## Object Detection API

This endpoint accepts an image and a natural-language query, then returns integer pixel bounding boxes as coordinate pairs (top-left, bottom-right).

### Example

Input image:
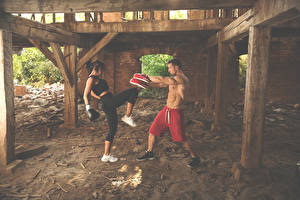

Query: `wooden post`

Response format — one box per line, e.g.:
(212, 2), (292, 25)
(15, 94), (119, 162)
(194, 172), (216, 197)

(204, 47), (217, 113)
(240, 26), (271, 168)
(99, 12), (103, 22)
(150, 11), (154, 20)
(0, 29), (15, 166)
(63, 45), (78, 127)
(213, 33), (235, 130)
(85, 12), (91, 22)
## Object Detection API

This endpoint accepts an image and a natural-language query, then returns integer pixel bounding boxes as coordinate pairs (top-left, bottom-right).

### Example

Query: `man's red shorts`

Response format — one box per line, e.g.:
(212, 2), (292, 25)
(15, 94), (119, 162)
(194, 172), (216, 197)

(149, 106), (186, 142)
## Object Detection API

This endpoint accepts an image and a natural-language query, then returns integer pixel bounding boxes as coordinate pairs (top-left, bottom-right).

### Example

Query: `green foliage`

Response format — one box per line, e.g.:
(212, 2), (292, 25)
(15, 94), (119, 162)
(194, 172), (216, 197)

(239, 54), (248, 89)
(139, 54), (173, 99)
(140, 54), (172, 76)
(13, 48), (62, 87)
(169, 10), (188, 19)
(124, 12), (134, 20)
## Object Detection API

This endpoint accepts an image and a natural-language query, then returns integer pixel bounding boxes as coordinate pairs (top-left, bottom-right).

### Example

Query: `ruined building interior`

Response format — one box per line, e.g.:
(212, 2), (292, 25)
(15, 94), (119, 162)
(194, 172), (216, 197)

(0, 0), (300, 199)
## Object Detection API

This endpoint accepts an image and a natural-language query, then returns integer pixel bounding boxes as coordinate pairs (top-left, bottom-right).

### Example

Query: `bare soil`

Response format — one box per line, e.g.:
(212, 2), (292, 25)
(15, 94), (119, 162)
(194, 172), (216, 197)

(1, 97), (300, 200)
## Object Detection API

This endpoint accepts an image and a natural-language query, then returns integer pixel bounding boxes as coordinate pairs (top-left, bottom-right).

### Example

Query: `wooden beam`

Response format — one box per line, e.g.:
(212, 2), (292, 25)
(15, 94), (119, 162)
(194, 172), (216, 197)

(253, 0), (300, 26)
(0, 11), (81, 46)
(213, 35), (238, 130)
(222, 9), (253, 41)
(0, 29), (15, 166)
(203, 9), (254, 49)
(77, 32), (118, 73)
(213, 34), (230, 130)
(63, 45), (78, 127)
(50, 43), (73, 85)
(65, 18), (232, 33)
(203, 0), (300, 50)
(28, 39), (57, 66)
(272, 27), (300, 37)
(0, 0), (254, 13)
(204, 47), (217, 113)
(240, 26), (271, 168)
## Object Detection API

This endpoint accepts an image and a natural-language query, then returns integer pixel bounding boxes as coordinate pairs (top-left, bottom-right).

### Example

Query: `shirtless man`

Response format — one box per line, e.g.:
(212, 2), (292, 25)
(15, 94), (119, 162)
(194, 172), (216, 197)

(137, 59), (199, 167)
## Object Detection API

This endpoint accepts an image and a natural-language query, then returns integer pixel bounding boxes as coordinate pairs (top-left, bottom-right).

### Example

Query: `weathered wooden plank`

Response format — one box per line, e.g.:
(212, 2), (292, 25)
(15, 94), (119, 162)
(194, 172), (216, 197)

(204, 47), (217, 113)
(77, 32), (118, 73)
(1, 160), (24, 174)
(0, 29), (15, 166)
(0, 0), (254, 13)
(212, 36), (238, 130)
(66, 18), (231, 33)
(241, 26), (271, 168)
(213, 34), (230, 130)
(0, 11), (80, 46)
(222, 9), (253, 40)
(15, 145), (47, 160)
(50, 43), (73, 86)
(63, 45), (78, 127)
(203, 10), (254, 49)
(253, 0), (300, 26)
(28, 39), (57, 66)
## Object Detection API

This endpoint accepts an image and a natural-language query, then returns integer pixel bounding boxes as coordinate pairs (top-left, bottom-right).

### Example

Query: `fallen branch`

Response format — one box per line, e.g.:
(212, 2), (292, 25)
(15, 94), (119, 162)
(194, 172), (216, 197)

(56, 183), (68, 193)
(32, 169), (41, 180)
(80, 162), (86, 169)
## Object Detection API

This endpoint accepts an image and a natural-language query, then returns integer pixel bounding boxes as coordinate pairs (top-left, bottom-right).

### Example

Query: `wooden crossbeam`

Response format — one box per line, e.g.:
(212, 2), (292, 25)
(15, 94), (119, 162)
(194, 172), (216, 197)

(253, 0), (300, 26)
(28, 39), (57, 66)
(50, 43), (73, 85)
(0, 11), (81, 46)
(203, 9), (254, 49)
(203, 0), (300, 50)
(77, 32), (118, 73)
(67, 18), (232, 33)
(0, 0), (254, 13)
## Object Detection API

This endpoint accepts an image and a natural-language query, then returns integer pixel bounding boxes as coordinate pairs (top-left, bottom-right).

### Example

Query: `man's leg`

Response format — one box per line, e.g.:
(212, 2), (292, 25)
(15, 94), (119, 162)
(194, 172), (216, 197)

(136, 133), (156, 161)
(147, 133), (155, 152)
(169, 109), (200, 167)
(137, 107), (167, 161)
(182, 140), (200, 167)
(182, 140), (196, 158)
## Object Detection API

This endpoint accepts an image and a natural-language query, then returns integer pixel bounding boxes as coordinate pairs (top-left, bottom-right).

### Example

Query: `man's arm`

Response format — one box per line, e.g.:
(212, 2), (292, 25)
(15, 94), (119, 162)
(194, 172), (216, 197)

(149, 75), (183, 86)
(149, 82), (168, 88)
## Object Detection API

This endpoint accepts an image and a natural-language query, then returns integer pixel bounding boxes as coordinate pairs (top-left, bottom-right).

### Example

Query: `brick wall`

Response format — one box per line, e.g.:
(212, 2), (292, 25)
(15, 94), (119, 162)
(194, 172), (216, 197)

(266, 38), (300, 103)
(77, 37), (300, 104)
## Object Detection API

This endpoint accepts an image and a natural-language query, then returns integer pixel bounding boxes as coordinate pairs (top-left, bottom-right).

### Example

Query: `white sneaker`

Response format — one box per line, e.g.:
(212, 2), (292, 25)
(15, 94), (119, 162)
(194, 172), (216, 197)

(121, 115), (137, 127)
(101, 154), (118, 163)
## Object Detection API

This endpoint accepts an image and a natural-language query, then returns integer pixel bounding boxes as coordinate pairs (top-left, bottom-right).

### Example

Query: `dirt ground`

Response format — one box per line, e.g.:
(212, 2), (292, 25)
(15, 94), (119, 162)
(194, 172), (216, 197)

(1, 97), (300, 200)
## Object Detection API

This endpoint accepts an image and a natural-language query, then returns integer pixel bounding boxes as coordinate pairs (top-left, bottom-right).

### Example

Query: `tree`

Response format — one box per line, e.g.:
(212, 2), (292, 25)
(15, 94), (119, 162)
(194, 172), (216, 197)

(13, 48), (62, 87)
(239, 54), (248, 89)
(139, 54), (173, 98)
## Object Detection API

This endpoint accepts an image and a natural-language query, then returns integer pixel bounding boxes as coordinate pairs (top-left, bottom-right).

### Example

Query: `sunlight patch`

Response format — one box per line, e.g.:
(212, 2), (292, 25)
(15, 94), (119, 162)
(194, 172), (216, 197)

(111, 166), (143, 188)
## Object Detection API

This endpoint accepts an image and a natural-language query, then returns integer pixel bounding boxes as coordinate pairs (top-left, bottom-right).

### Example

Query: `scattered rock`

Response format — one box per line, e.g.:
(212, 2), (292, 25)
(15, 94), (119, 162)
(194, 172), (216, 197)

(92, 191), (98, 199)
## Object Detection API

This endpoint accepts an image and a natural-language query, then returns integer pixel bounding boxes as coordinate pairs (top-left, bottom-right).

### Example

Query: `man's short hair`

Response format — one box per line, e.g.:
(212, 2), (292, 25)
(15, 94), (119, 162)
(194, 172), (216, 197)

(168, 59), (182, 69)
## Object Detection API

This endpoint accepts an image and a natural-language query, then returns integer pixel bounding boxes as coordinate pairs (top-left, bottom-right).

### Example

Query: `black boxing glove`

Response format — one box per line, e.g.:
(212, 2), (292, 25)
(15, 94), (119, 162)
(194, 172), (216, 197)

(85, 105), (100, 121)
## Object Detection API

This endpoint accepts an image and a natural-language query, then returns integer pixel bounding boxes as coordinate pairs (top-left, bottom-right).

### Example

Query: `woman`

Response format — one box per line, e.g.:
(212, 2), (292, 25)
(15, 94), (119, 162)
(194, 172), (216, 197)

(83, 61), (139, 163)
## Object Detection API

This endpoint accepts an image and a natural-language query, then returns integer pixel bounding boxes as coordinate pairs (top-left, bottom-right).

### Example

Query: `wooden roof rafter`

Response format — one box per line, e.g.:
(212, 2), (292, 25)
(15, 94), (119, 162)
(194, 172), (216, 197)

(0, 0), (255, 13)
(203, 0), (300, 50)
(0, 11), (83, 46)
(77, 32), (118, 73)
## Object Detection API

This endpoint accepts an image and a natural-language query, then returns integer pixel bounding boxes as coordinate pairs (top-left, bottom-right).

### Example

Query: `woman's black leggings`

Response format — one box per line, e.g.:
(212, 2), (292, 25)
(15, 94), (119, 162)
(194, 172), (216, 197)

(100, 88), (138, 142)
